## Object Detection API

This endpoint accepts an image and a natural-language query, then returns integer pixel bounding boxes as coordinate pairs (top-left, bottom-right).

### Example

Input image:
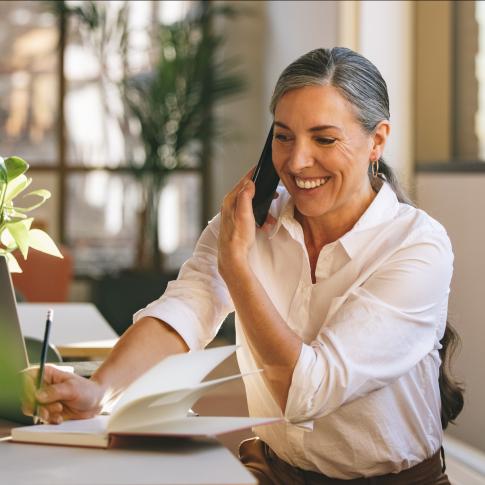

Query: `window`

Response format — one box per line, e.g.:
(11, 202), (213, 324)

(0, 1), (59, 164)
(0, 1), (204, 277)
(416, 1), (485, 165)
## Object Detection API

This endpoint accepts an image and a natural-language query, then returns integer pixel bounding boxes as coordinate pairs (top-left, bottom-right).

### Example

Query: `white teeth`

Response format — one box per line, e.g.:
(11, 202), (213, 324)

(295, 177), (328, 189)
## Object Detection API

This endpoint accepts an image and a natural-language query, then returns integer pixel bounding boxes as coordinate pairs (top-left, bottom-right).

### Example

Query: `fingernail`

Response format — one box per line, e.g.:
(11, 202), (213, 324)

(36, 391), (47, 401)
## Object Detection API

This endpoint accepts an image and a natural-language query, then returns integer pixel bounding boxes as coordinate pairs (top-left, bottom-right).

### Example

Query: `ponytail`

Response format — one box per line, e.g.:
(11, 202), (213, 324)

(438, 322), (465, 429)
(369, 159), (465, 429)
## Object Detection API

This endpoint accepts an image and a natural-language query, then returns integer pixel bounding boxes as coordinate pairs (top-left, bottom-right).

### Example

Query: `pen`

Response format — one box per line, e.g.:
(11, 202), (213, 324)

(33, 309), (53, 425)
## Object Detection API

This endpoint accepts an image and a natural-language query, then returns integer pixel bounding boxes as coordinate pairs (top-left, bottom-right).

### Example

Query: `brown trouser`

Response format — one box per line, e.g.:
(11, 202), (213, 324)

(239, 438), (452, 485)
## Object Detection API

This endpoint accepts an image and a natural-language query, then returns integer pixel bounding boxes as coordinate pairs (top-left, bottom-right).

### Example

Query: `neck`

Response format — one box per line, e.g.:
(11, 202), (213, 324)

(295, 182), (377, 251)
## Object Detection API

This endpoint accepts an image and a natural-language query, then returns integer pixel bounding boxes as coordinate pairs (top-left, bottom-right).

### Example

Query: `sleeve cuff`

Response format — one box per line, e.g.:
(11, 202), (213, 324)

(133, 297), (207, 351)
(284, 343), (318, 430)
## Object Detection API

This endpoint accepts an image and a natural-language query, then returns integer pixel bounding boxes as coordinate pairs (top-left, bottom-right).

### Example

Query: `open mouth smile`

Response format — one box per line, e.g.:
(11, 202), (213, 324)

(294, 176), (331, 190)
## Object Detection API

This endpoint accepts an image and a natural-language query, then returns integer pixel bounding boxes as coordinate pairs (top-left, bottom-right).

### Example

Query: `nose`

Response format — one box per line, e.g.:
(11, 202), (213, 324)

(287, 139), (315, 173)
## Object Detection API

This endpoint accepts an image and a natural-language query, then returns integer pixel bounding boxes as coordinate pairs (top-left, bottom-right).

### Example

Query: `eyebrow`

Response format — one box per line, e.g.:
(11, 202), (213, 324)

(274, 121), (342, 133)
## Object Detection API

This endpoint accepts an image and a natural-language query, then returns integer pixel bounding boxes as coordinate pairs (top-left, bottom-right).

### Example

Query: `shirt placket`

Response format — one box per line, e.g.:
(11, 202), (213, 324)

(286, 249), (314, 465)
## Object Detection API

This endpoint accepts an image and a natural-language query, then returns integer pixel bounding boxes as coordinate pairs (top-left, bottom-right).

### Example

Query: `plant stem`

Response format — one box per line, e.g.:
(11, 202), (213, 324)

(0, 180), (8, 227)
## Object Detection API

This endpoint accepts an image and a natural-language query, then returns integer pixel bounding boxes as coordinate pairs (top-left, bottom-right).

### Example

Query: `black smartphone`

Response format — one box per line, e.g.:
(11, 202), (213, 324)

(251, 125), (280, 227)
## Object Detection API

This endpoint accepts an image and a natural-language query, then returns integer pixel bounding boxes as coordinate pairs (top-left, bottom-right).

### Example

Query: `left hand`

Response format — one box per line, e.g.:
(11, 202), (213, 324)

(218, 169), (256, 282)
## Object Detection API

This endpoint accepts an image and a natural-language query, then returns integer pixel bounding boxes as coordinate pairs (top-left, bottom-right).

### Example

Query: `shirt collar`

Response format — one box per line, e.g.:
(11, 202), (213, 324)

(267, 182), (401, 258)
(339, 182), (400, 258)
(267, 187), (299, 241)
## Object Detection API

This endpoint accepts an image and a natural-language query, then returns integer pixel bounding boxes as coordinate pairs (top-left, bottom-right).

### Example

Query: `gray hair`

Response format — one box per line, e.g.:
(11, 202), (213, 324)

(269, 47), (414, 205)
(270, 47), (389, 134)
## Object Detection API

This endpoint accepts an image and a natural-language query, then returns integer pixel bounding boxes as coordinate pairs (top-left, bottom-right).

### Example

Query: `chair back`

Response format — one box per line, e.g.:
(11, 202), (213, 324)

(12, 246), (73, 302)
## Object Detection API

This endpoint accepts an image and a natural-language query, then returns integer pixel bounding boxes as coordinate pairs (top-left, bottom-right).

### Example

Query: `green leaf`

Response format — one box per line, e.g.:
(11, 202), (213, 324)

(5, 252), (22, 273)
(6, 221), (30, 259)
(21, 217), (34, 231)
(16, 189), (51, 212)
(28, 229), (63, 258)
(3, 208), (27, 220)
(0, 157), (7, 183)
(4, 175), (31, 204)
(4, 156), (28, 182)
(0, 228), (16, 249)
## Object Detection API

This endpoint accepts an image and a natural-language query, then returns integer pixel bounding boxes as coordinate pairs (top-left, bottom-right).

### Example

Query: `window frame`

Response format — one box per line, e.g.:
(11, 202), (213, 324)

(28, 3), (209, 277)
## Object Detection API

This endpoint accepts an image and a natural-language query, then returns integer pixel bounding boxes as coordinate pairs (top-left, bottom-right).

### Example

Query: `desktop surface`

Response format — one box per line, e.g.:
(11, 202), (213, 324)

(18, 302), (118, 359)
(0, 420), (256, 485)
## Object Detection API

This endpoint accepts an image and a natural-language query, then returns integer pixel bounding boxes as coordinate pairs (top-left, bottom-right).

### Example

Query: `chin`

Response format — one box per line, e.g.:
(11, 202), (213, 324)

(294, 201), (332, 219)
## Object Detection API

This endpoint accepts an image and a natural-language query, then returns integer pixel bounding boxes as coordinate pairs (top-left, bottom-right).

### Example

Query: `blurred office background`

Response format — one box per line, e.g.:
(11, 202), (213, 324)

(1, 0), (484, 480)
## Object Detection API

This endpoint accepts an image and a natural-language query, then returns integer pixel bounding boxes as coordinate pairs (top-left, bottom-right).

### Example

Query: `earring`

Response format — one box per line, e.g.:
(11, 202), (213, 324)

(371, 159), (379, 178)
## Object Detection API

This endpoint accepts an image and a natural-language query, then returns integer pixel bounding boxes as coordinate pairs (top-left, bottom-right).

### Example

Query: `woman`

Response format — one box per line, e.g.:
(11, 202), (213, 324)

(25, 48), (463, 484)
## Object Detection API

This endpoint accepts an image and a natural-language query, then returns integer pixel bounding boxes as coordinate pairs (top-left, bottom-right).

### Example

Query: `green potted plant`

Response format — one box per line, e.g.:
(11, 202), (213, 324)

(0, 156), (62, 273)
(123, 4), (246, 270)
(46, 2), (246, 335)
(54, 1), (246, 271)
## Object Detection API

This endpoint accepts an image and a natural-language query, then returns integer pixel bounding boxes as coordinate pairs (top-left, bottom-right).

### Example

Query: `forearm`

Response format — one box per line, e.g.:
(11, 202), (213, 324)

(225, 266), (302, 411)
(91, 316), (189, 406)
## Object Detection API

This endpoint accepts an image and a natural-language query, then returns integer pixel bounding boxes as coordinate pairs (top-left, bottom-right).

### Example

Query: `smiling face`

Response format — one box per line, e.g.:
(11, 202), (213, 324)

(272, 84), (389, 237)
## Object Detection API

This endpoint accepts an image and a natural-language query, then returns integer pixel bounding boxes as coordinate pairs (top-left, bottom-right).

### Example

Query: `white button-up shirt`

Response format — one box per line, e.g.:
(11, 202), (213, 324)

(134, 182), (453, 479)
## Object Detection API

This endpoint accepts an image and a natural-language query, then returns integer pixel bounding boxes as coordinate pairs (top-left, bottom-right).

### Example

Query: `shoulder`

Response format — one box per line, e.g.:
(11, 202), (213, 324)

(395, 202), (451, 249)
(376, 202), (454, 278)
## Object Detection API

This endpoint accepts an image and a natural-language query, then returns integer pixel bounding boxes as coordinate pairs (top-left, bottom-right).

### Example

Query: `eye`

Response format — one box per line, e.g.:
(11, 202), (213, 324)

(315, 137), (336, 145)
(274, 132), (291, 142)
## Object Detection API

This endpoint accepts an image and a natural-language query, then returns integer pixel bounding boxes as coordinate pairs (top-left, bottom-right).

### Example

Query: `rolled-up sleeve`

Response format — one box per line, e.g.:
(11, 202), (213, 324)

(133, 214), (234, 350)
(285, 228), (453, 424)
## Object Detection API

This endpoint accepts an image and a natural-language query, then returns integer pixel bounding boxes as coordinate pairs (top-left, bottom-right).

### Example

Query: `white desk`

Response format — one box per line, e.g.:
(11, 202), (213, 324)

(18, 303), (118, 358)
(0, 421), (256, 485)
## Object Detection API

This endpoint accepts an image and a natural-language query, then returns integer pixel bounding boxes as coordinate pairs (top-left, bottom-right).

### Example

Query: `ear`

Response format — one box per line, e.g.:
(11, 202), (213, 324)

(370, 120), (391, 160)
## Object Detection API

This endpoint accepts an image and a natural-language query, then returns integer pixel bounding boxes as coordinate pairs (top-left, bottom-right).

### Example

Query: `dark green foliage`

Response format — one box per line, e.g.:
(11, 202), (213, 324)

(123, 4), (246, 177)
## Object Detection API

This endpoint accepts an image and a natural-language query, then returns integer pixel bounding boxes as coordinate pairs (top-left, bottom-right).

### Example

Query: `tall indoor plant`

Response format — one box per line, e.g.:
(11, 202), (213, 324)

(123, 4), (246, 270)
(54, 1), (246, 271)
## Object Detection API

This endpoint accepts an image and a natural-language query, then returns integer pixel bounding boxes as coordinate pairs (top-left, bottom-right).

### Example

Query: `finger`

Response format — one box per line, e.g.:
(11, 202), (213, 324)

(221, 167), (258, 224)
(234, 180), (256, 221)
(45, 401), (63, 415)
(43, 365), (73, 384)
(227, 166), (257, 204)
(36, 406), (63, 425)
(38, 405), (50, 423)
(48, 414), (63, 425)
(36, 380), (77, 405)
(240, 166), (256, 185)
(261, 214), (277, 235)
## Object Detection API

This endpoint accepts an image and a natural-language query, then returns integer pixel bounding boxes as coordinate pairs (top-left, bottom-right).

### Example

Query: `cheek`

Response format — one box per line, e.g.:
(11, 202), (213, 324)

(271, 144), (286, 172)
(333, 143), (369, 175)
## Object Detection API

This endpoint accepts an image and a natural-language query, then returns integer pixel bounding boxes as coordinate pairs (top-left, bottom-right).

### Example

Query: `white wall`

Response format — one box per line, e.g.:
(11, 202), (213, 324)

(264, 1), (339, 122)
(210, 1), (267, 218)
(358, 1), (414, 190)
(417, 173), (485, 452)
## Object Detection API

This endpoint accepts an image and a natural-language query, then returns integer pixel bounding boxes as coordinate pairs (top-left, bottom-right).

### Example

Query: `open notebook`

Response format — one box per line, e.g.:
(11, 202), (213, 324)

(11, 345), (279, 448)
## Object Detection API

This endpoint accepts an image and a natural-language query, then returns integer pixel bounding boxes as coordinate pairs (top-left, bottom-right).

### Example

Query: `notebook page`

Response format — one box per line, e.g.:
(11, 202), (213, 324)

(112, 345), (237, 413)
